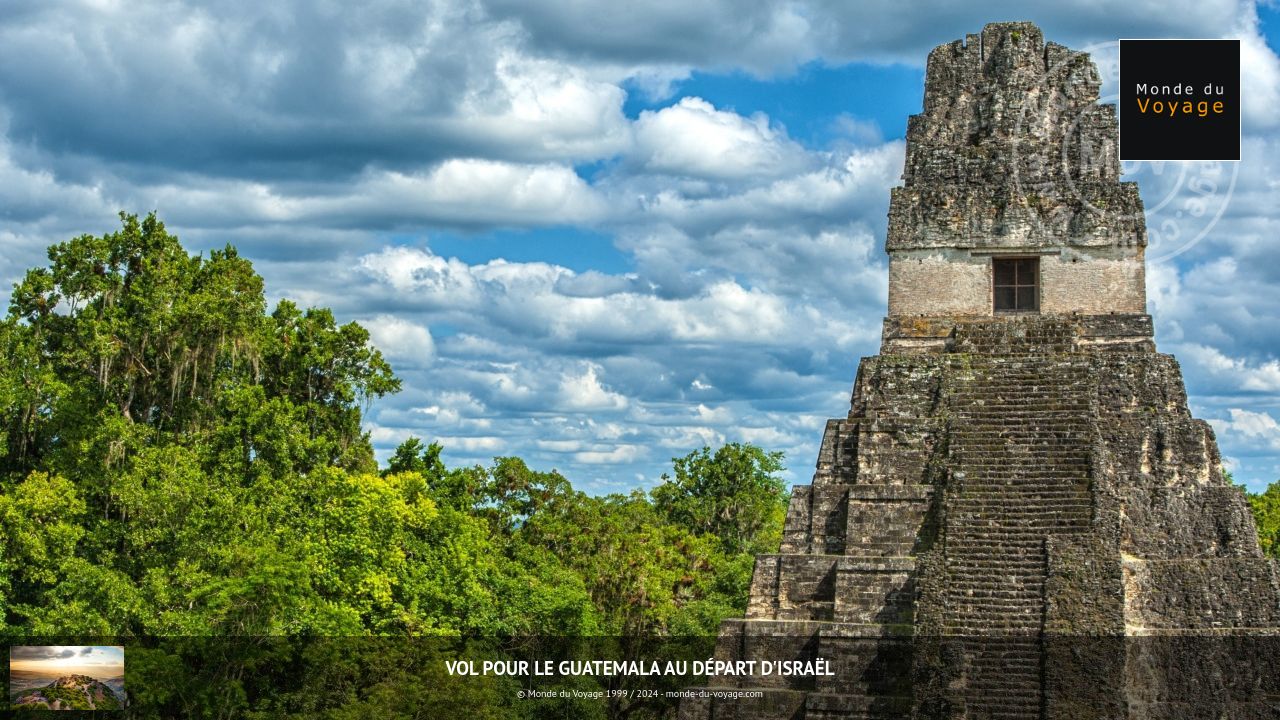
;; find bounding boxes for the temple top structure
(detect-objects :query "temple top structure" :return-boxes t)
[885,22,1148,320]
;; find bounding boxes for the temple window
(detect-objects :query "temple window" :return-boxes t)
[993,257,1039,313]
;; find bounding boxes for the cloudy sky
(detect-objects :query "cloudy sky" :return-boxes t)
[1,1,1278,493]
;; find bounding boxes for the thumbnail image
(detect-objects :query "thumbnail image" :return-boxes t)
[9,646,125,711]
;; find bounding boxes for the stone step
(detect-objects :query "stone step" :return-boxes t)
[953,413,1091,422]
[953,441,1091,449]
[948,589,1043,600]
[949,396,1091,404]
[958,366,1088,374]
[952,430,1090,438]
[953,480,1090,487]
[949,562,1045,573]
[952,424,1092,432]
[953,491,1091,498]
[953,464,1091,471]
[949,509,1091,516]
[952,441,1092,447]
[945,622,1043,633]
[952,476,1090,481]
[843,541,921,551]
[949,517,1091,527]
[952,484,1090,489]
[956,477,1089,485]
[961,384,1092,391]
[945,625,1043,635]
[967,690,1042,704]
[947,582,1045,593]
[963,701,1042,712]
[956,408,1077,418]
[954,452,1090,458]
[954,399,1092,406]
[952,467,1091,476]
[953,485,1089,493]
[802,692,913,720]
[951,498,1090,505]
[953,388,1088,395]
[946,614,1043,624]
[965,670,1042,684]
[945,555,1047,565]
[948,524,1073,535]
[948,543,1049,554]
[955,350,1077,358]
[948,530,1088,538]
[947,559,1044,569]
[950,395,1093,404]
[948,523,1087,533]
[964,698,1044,715]
[954,448,1090,454]
[955,493,1090,501]
[949,497,1091,506]
[947,577,1045,588]
[948,512,1090,521]
[954,404,1090,412]
[954,491,1090,499]
[952,471,1091,480]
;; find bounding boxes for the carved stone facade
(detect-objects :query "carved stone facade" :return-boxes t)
[681,22,1280,720]
[886,22,1145,319]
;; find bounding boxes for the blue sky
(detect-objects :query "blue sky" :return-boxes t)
[1,1,1279,492]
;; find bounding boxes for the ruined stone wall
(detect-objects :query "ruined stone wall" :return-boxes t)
[681,22,1279,720]
[682,316,1280,720]
[888,249,1145,317]
[1040,249,1145,314]
[884,20,1147,319]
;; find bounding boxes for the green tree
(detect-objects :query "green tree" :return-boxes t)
[1244,480,1280,560]
[0,213,796,718]
[385,437,445,479]
[651,443,787,555]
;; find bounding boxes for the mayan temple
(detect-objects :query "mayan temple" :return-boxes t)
[680,22,1280,720]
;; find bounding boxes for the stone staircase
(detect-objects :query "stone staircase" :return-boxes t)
[938,321,1095,719]
[680,17,1280,715]
[683,313,1280,719]
[682,318,1105,720]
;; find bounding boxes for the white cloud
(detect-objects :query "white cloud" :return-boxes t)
[354,242,873,350]
[693,404,733,423]
[630,142,903,233]
[361,315,435,364]
[1237,11,1280,130]
[574,444,644,464]
[454,51,633,159]
[632,97,809,179]
[407,160,606,224]
[436,435,505,452]
[558,364,628,411]
[536,439,585,452]
[1210,409,1280,451]
[1176,343,1280,392]
[207,161,607,227]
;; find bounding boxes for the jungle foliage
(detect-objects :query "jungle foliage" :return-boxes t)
[0,214,788,718]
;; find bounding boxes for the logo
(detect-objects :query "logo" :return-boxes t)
[1120,39,1241,161]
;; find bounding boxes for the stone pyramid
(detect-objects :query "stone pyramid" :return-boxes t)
[681,21,1280,720]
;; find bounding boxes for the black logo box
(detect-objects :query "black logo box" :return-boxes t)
[1119,39,1241,161]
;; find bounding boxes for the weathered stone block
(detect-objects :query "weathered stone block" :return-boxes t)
[682,21,1280,720]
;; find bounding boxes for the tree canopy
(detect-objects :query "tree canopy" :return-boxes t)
[0,214,790,718]
[1243,479,1280,560]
